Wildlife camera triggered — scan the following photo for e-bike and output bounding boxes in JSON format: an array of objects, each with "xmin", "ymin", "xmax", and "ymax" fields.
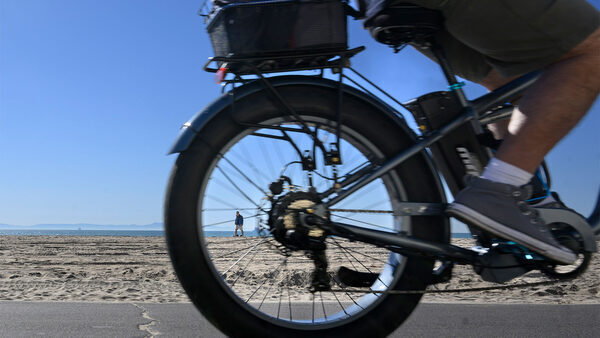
[{"xmin": 164, "ymin": 1, "xmax": 600, "ymax": 336}]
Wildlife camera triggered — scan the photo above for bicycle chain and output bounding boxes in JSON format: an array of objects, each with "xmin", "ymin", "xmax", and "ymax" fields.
[
  {"xmin": 327, "ymin": 279, "xmax": 563, "ymax": 295},
  {"xmin": 255, "ymin": 207, "xmax": 569, "ymax": 295},
  {"xmin": 329, "ymin": 208, "xmax": 393, "ymax": 214}
]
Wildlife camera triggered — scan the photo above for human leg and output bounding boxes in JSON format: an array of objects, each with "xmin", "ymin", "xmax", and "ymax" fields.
[
  {"xmin": 450, "ymin": 28, "xmax": 600, "ymax": 263},
  {"xmin": 494, "ymin": 27, "xmax": 600, "ymax": 172},
  {"xmin": 442, "ymin": 1, "xmax": 599, "ymax": 263}
]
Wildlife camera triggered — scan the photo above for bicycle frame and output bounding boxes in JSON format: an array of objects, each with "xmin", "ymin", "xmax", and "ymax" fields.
[
  {"xmin": 314, "ymin": 51, "xmax": 598, "ymax": 266},
  {"xmin": 175, "ymin": 42, "xmax": 600, "ymax": 268},
  {"xmin": 313, "ymin": 68, "xmax": 600, "ymax": 264}
]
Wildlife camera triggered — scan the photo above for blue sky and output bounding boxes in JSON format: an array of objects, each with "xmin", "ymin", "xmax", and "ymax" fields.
[{"xmin": 1, "ymin": 0, "xmax": 598, "ymax": 227}]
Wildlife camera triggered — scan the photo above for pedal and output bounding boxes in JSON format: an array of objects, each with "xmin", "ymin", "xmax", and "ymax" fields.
[
  {"xmin": 474, "ymin": 243, "xmax": 533, "ymax": 283},
  {"xmin": 337, "ymin": 266, "xmax": 378, "ymax": 287},
  {"xmin": 429, "ymin": 261, "xmax": 453, "ymax": 284}
]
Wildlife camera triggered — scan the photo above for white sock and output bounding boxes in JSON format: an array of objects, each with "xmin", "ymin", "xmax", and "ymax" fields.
[{"xmin": 480, "ymin": 158, "xmax": 533, "ymax": 186}]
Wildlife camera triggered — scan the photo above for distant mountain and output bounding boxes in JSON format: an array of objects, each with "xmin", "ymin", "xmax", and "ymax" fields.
[{"xmin": 0, "ymin": 222, "xmax": 163, "ymax": 231}]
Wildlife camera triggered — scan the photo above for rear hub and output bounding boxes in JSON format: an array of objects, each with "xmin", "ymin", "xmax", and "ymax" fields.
[{"xmin": 268, "ymin": 191, "xmax": 327, "ymax": 251}]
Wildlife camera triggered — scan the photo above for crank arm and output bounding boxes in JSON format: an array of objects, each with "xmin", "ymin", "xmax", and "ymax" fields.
[{"xmin": 301, "ymin": 213, "xmax": 479, "ymax": 264}]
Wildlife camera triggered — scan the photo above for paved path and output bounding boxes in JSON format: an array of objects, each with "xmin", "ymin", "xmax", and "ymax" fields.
[{"xmin": 0, "ymin": 302, "xmax": 598, "ymax": 337}]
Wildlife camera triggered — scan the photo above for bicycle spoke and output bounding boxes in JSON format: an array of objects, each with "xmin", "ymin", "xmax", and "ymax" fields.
[
  {"xmin": 312, "ymin": 293, "xmax": 315, "ymax": 324},
  {"xmin": 259, "ymin": 137, "xmax": 277, "ymax": 178},
  {"xmin": 203, "ymin": 214, "xmax": 260, "ymax": 229},
  {"xmin": 216, "ymin": 165, "xmax": 266, "ymax": 212},
  {"xmin": 214, "ymin": 237, "xmax": 272, "ymax": 260},
  {"xmin": 246, "ymin": 258, "xmax": 288, "ymax": 303},
  {"xmin": 287, "ymin": 271, "xmax": 293, "ymax": 322},
  {"xmin": 276, "ymin": 264, "xmax": 287, "ymax": 320},
  {"xmin": 228, "ymin": 145, "xmax": 269, "ymax": 189},
  {"xmin": 330, "ymin": 272, "xmax": 365, "ymax": 311},
  {"xmin": 238, "ymin": 143, "xmax": 271, "ymax": 185},
  {"xmin": 258, "ymin": 257, "xmax": 288, "ymax": 310},
  {"xmin": 221, "ymin": 237, "xmax": 272, "ymax": 275},
  {"xmin": 336, "ymin": 182, "xmax": 382, "ymax": 209},
  {"xmin": 219, "ymin": 154, "xmax": 269, "ymax": 196},
  {"xmin": 330, "ymin": 213, "xmax": 394, "ymax": 231},
  {"xmin": 331, "ymin": 238, "xmax": 389, "ymax": 289},
  {"xmin": 320, "ymin": 291, "xmax": 327, "ymax": 321},
  {"xmin": 332, "ymin": 238, "xmax": 359, "ymax": 271},
  {"xmin": 230, "ymin": 240, "xmax": 272, "ymax": 287},
  {"xmin": 327, "ymin": 272, "xmax": 351, "ymax": 317},
  {"xmin": 326, "ymin": 238, "xmax": 393, "ymax": 267},
  {"xmin": 202, "ymin": 207, "xmax": 260, "ymax": 212},
  {"xmin": 206, "ymin": 235, "xmax": 266, "ymax": 247},
  {"xmin": 273, "ymin": 135, "xmax": 287, "ymax": 172},
  {"xmin": 205, "ymin": 194, "xmax": 246, "ymax": 212}
]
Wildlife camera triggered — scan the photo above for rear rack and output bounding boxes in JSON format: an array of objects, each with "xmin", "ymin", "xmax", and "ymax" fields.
[{"xmin": 203, "ymin": 47, "xmax": 365, "ymax": 76}]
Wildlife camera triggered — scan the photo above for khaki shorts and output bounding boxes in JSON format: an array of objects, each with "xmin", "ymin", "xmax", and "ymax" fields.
[{"xmin": 406, "ymin": 0, "xmax": 600, "ymax": 82}]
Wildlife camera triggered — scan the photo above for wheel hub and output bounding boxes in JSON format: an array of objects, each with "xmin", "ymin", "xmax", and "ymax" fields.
[{"xmin": 269, "ymin": 191, "xmax": 328, "ymax": 251}]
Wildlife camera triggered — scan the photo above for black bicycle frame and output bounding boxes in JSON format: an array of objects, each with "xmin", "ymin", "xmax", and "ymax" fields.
[
  {"xmin": 203, "ymin": 43, "xmax": 600, "ymax": 266},
  {"xmin": 312, "ymin": 51, "xmax": 600, "ymax": 264},
  {"xmin": 312, "ymin": 71, "xmax": 542, "ymax": 264}
]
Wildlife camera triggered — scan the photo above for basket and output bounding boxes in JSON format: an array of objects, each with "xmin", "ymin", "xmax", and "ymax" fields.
[{"xmin": 206, "ymin": 0, "xmax": 348, "ymax": 59}]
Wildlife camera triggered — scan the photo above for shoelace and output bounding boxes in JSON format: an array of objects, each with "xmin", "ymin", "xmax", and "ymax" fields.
[{"xmin": 512, "ymin": 190, "xmax": 545, "ymax": 227}]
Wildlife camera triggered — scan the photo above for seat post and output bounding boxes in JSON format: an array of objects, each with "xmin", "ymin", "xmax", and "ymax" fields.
[{"xmin": 429, "ymin": 37, "xmax": 485, "ymax": 134}]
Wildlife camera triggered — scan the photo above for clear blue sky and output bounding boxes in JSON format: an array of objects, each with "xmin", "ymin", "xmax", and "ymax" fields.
[{"xmin": 1, "ymin": 0, "xmax": 598, "ymax": 227}]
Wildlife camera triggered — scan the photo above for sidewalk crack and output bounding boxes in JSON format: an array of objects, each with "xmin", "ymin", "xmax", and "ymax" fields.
[{"xmin": 133, "ymin": 303, "xmax": 160, "ymax": 337}]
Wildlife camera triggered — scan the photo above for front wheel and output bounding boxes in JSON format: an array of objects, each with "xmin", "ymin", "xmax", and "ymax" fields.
[{"xmin": 165, "ymin": 80, "xmax": 448, "ymax": 337}]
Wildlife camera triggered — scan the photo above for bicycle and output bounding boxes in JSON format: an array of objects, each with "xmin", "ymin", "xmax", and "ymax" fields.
[{"xmin": 163, "ymin": 1, "xmax": 600, "ymax": 336}]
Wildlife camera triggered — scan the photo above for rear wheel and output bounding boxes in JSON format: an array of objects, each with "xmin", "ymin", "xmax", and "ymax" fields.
[{"xmin": 165, "ymin": 82, "xmax": 448, "ymax": 337}]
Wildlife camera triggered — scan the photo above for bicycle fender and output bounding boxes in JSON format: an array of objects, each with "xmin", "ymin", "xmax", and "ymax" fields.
[
  {"xmin": 536, "ymin": 207, "xmax": 597, "ymax": 252},
  {"xmin": 168, "ymin": 75, "xmax": 418, "ymax": 154}
]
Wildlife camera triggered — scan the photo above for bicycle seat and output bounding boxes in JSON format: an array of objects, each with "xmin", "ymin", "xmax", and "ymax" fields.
[{"xmin": 366, "ymin": 3, "xmax": 443, "ymax": 47}]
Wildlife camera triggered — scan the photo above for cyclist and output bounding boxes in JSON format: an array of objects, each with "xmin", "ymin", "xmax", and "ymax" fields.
[{"xmin": 364, "ymin": 0, "xmax": 600, "ymax": 264}]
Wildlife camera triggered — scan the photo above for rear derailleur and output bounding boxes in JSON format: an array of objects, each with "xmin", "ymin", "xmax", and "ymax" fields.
[{"xmin": 268, "ymin": 188, "xmax": 331, "ymax": 291}]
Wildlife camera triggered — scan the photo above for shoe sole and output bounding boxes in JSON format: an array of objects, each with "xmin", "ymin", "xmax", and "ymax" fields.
[{"xmin": 447, "ymin": 203, "xmax": 577, "ymax": 265}]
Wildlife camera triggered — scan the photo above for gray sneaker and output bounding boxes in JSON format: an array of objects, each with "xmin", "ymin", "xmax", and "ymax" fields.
[{"xmin": 447, "ymin": 177, "xmax": 577, "ymax": 265}]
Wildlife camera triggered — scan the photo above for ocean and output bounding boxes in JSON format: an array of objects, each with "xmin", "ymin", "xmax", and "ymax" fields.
[
  {"xmin": 0, "ymin": 230, "xmax": 258, "ymax": 237},
  {"xmin": 0, "ymin": 229, "xmax": 472, "ymax": 238},
  {"xmin": 0, "ymin": 230, "xmax": 165, "ymax": 237}
]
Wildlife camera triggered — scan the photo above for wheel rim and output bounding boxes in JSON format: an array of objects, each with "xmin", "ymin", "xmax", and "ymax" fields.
[{"xmin": 195, "ymin": 115, "xmax": 414, "ymax": 329}]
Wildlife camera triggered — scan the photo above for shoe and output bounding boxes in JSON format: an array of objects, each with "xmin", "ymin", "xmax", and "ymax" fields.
[
  {"xmin": 447, "ymin": 177, "xmax": 577, "ymax": 264},
  {"xmin": 530, "ymin": 191, "xmax": 567, "ymax": 209}
]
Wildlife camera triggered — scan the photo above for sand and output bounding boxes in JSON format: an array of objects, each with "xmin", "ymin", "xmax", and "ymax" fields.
[{"xmin": 0, "ymin": 236, "xmax": 598, "ymax": 304}]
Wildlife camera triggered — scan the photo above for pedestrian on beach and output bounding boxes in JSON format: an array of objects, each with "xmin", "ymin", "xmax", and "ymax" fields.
[{"xmin": 234, "ymin": 211, "xmax": 244, "ymax": 237}]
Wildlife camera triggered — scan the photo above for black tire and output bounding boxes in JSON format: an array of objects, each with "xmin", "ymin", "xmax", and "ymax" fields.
[{"xmin": 165, "ymin": 81, "xmax": 448, "ymax": 337}]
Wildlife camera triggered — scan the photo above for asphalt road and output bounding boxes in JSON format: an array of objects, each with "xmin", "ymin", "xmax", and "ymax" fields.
[{"xmin": 0, "ymin": 302, "xmax": 598, "ymax": 337}]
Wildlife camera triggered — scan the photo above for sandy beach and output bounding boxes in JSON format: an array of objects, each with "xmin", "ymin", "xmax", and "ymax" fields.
[{"xmin": 0, "ymin": 236, "xmax": 598, "ymax": 304}]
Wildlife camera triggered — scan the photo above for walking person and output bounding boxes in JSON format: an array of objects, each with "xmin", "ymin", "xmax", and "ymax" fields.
[{"xmin": 234, "ymin": 211, "xmax": 244, "ymax": 237}]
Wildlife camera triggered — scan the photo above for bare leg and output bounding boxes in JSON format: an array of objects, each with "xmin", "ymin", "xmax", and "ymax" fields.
[
  {"xmin": 493, "ymin": 28, "xmax": 600, "ymax": 173},
  {"xmin": 479, "ymin": 70, "xmax": 518, "ymax": 139}
]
